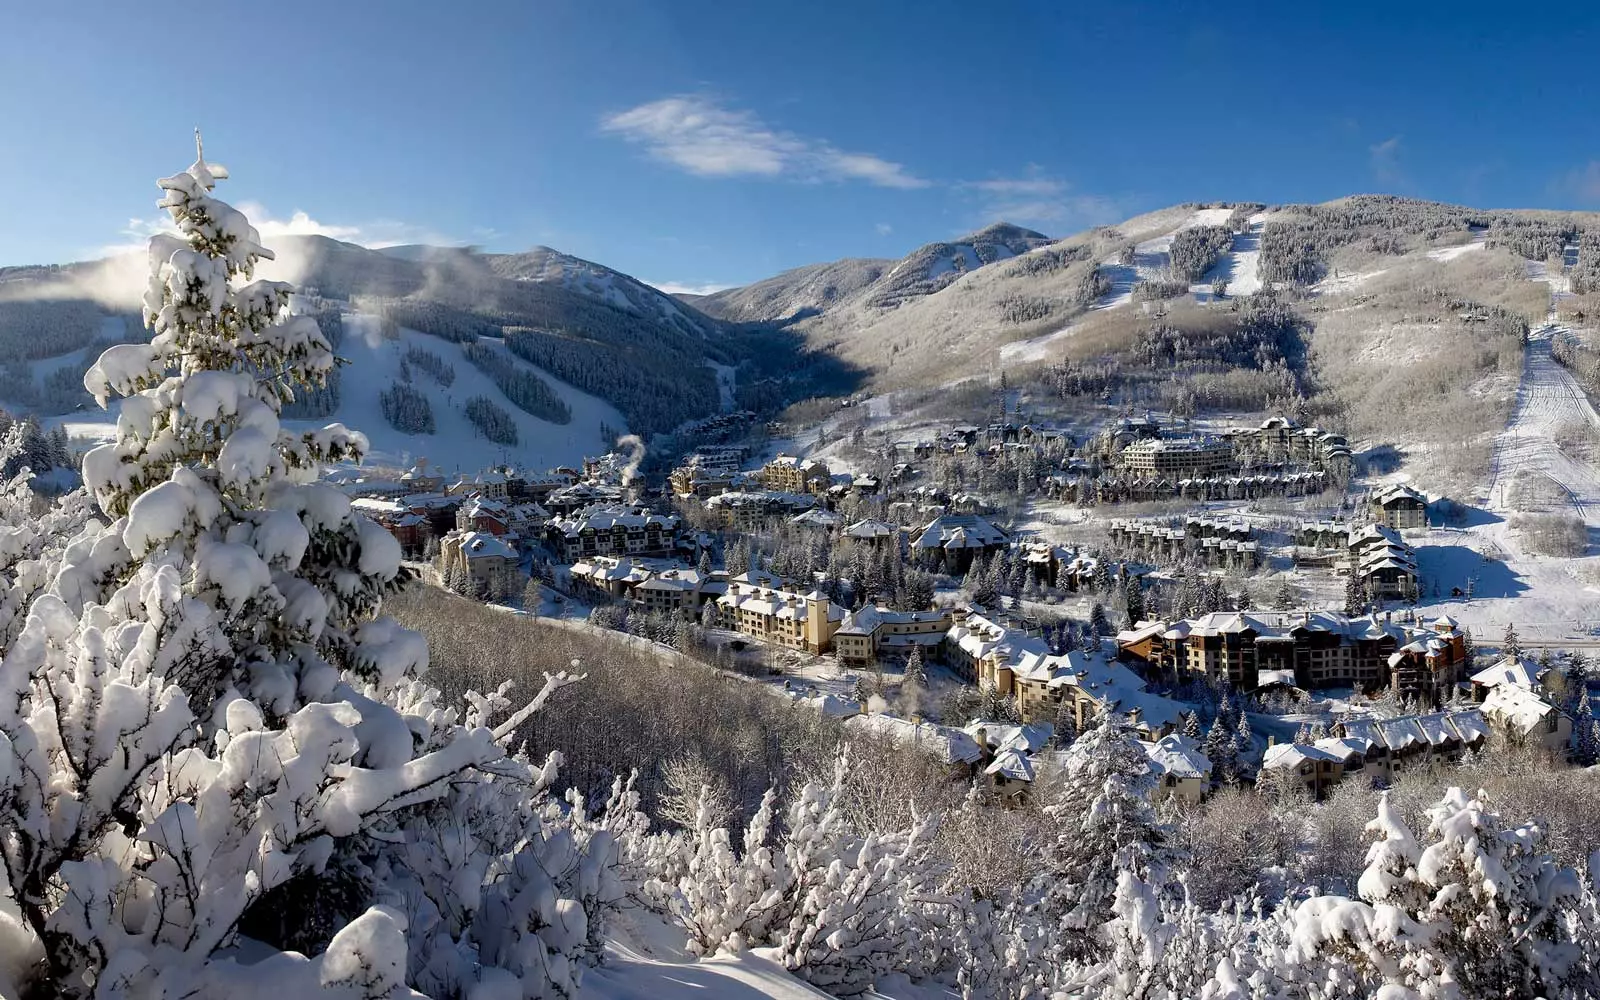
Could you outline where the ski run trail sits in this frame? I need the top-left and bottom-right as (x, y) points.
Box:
(1411, 258), (1600, 642)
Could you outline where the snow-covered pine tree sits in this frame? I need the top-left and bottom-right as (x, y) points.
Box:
(903, 646), (927, 690)
(1041, 711), (1174, 955)
(1573, 688), (1596, 765)
(0, 146), (618, 997)
(1182, 710), (1202, 741)
(1089, 601), (1111, 640)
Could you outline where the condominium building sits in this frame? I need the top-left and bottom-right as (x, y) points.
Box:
(1116, 436), (1234, 478)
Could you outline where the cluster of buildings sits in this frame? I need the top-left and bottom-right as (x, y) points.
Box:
(1050, 469), (1332, 505)
(1107, 516), (1260, 571)
(1116, 610), (1469, 703)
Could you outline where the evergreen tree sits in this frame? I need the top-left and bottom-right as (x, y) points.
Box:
(903, 646), (927, 690)
(23, 147), (615, 995)
(1574, 688), (1596, 766)
(1092, 559), (1113, 595)
(697, 547), (713, 578)
(1053, 700), (1079, 749)
(1274, 574), (1295, 611)
(1042, 712), (1173, 953)
(1089, 601), (1111, 640)
(1343, 571), (1364, 616)
(1503, 621), (1522, 661)
(1122, 575), (1146, 628)
(1182, 710), (1202, 740)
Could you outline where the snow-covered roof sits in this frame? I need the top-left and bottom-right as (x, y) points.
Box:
(1144, 734), (1212, 780)
(458, 531), (515, 561)
(548, 505), (679, 536)
(985, 747), (1036, 782)
(1481, 685), (1556, 736)
(790, 508), (844, 528)
(912, 514), (1007, 550)
(1470, 656), (1540, 691)
(964, 721), (1053, 755)
(843, 518), (898, 540)
(845, 714), (984, 766)
(1372, 483), (1427, 507)
(837, 605), (950, 637)
(1314, 737), (1371, 763)
(1263, 743), (1342, 770)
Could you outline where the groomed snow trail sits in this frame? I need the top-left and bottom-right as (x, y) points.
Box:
(1483, 324), (1600, 521)
(1193, 212), (1265, 299)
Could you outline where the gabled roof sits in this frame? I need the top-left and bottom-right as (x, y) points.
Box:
(1263, 743), (1343, 769)
(1144, 734), (1212, 779)
(1481, 685), (1557, 735)
(1470, 656), (1540, 690)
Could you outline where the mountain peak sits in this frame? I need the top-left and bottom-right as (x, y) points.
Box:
(958, 221), (1051, 244)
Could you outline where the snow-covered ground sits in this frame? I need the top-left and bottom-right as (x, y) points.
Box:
(52, 314), (628, 476)
(706, 360), (738, 411)
(1193, 213), (1265, 300)
(1092, 206), (1235, 312)
(1406, 323), (1600, 641)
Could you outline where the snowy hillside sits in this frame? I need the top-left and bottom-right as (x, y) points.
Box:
(54, 312), (627, 475)
(487, 245), (718, 340)
(693, 257), (893, 324)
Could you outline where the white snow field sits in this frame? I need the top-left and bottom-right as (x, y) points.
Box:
(1409, 323), (1600, 642)
(586, 910), (832, 1000)
(54, 313), (628, 475)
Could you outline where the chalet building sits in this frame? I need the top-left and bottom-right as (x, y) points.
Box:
(789, 508), (845, 531)
(843, 714), (984, 779)
(544, 506), (682, 563)
(1295, 519), (1351, 550)
(1143, 734), (1213, 804)
(842, 518), (900, 548)
(834, 605), (955, 670)
(1346, 524), (1419, 600)
(439, 530), (518, 594)
(761, 454), (832, 495)
(1262, 743), (1345, 799)
(1480, 685), (1571, 753)
(1333, 710), (1489, 786)
(1118, 610), (1465, 694)
(911, 514), (1009, 573)
(943, 610), (1183, 739)
(717, 581), (846, 654)
(1385, 616), (1470, 703)
(1469, 654), (1542, 701)
(398, 463), (444, 494)
(350, 497), (432, 555)
(1116, 436), (1234, 478)
(448, 471), (510, 499)
(456, 497), (510, 536)
(1370, 484), (1428, 530)
(1222, 416), (1352, 473)
(544, 483), (625, 516)
(669, 463), (742, 499)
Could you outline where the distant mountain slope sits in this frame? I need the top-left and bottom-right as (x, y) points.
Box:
(695, 222), (1052, 325)
(694, 257), (892, 324)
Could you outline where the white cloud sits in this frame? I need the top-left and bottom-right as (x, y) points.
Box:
(648, 279), (733, 296)
(96, 203), (450, 258)
(601, 95), (928, 189)
(959, 169), (1122, 233)
(875, 222), (894, 236)
(1369, 135), (1404, 186)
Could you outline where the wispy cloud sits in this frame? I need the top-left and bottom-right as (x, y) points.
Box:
(958, 168), (1121, 233)
(97, 203), (452, 258)
(1553, 161), (1600, 205)
(601, 95), (928, 189)
(1369, 135), (1405, 187)
(875, 222), (894, 236)
(649, 279), (733, 296)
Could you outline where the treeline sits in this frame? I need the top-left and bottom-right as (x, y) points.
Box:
(1257, 196), (1493, 286)
(1485, 218), (1574, 261)
(402, 344), (455, 386)
(1571, 232), (1600, 294)
(0, 298), (107, 362)
(463, 395), (517, 445)
(461, 341), (572, 424)
(1168, 224), (1234, 281)
(1552, 332), (1600, 394)
(280, 310), (347, 418)
(0, 410), (72, 476)
(503, 327), (711, 434)
(999, 241), (1094, 279)
(379, 381), (435, 434)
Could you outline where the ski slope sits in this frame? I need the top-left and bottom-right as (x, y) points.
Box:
(1194, 213), (1265, 298)
(54, 313), (628, 476)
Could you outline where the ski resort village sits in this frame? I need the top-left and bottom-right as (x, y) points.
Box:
(11, 8), (1600, 993)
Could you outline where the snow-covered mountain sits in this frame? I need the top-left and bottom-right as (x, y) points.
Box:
(694, 222), (1052, 324)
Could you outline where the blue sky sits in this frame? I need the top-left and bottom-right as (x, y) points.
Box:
(4, 1), (1599, 290)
